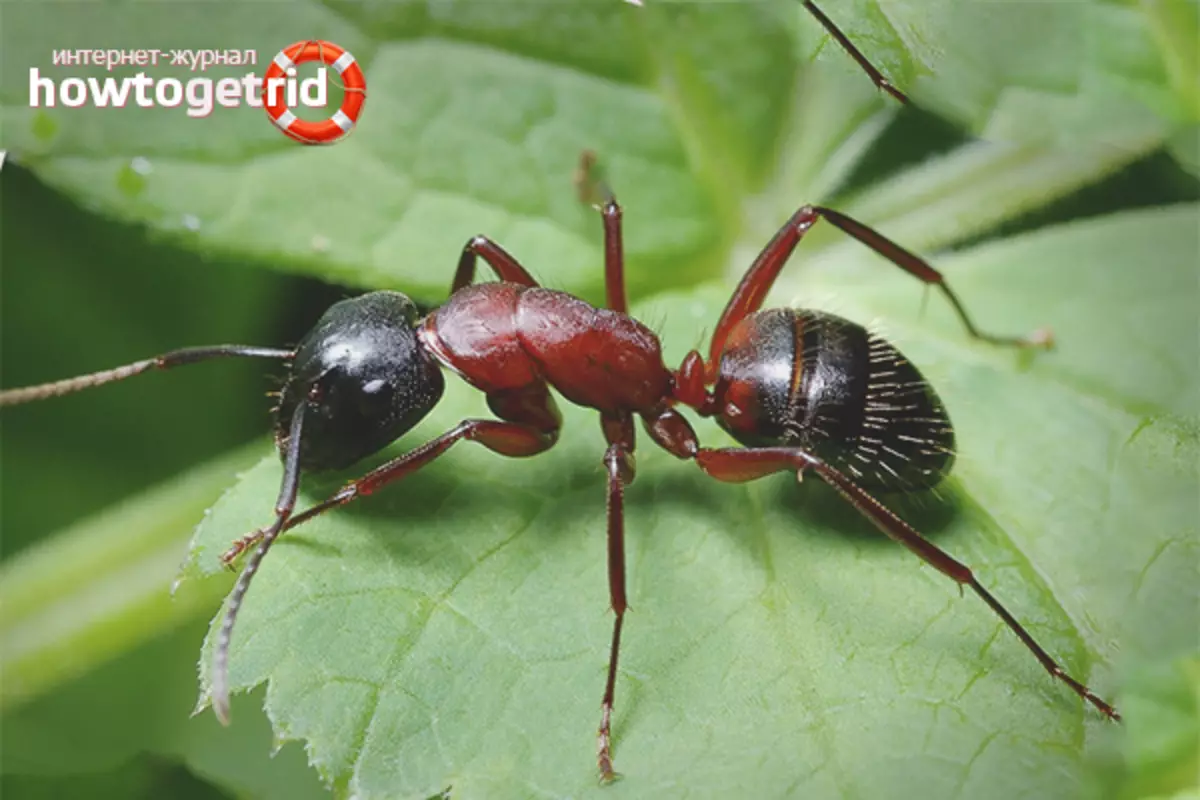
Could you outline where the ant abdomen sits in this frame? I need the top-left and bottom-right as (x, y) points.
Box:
(714, 308), (955, 490)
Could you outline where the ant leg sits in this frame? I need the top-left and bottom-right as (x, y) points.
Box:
(708, 205), (1050, 377)
(450, 235), (540, 294)
(220, 385), (561, 565)
(642, 403), (701, 459)
(801, 1), (908, 104)
(707, 205), (823, 373)
(0, 345), (290, 407)
(219, 411), (559, 568)
(597, 411), (636, 783)
(211, 412), (560, 724)
(219, 530), (263, 567)
(601, 199), (626, 314)
(574, 150), (627, 313)
(809, 206), (1053, 348)
(693, 446), (1121, 721)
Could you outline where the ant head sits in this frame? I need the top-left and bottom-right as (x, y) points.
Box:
(277, 291), (445, 472)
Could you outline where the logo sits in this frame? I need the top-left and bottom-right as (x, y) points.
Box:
(263, 40), (366, 145)
(29, 43), (366, 147)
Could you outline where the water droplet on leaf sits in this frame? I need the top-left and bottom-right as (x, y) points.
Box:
(116, 163), (146, 197)
(31, 111), (58, 143)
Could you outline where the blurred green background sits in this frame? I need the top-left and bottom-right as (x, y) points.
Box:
(2, 1), (1198, 798)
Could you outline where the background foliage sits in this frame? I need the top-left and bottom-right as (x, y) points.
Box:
(2, 1), (1197, 799)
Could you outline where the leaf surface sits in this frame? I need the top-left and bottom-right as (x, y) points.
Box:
(3, 2), (1196, 796)
(186, 207), (1199, 798)
(0, 0), (1187, 301)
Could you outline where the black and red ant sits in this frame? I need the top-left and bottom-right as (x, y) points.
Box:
(1, 159), (1117, 781)
(0, 5), (1119, 783)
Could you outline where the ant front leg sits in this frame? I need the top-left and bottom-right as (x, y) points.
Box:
(693, 446), (1121, 721)
(220, 413), (559, 568)
(706, 205), (1052, 378)
(597, 411), (636, 783)
(212, 411), (561, 721)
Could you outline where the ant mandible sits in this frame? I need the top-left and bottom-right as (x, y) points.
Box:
(1, 155), (1118, 781)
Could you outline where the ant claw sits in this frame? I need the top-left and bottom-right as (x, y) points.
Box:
(598, 765), (623, 786)
(219, 531), (263, 570)
(597, 717), (622, 785)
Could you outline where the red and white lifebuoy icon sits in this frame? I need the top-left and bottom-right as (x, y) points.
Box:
(263, 40), (366, 145)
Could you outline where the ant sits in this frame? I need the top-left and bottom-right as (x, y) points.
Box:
(2, 148), (1118, 780)
(0, 7), (1115, 783)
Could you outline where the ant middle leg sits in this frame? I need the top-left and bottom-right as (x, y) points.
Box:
(594, 405), (706, 779)
(600, 198), (626, 314)
(450, 236), (541, 294)
(693, 445), (1121, 721)
(597, 410), (637, 783)
(575, 150), (627, 314)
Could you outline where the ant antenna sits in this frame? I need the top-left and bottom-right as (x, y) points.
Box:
(0, 345), (292, 407)
(211, 401), (307, 725)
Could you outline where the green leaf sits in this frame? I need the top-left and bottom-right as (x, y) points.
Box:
(2, 616), (212, 776)
(900, 0), (1195, 149)
(0, 445), (260, 712)
(2, 614), (328, 800)
(3, 2), (1194, 796)
(0, 164), (288, 554)
(1086, 652), (1200, 800)
(185, 205), (1198, 798)
(0, 1), (737, 299)
(1, 755), (230, 800)
(1, 0), (1187, 300)
(168, 685), (331, 800)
